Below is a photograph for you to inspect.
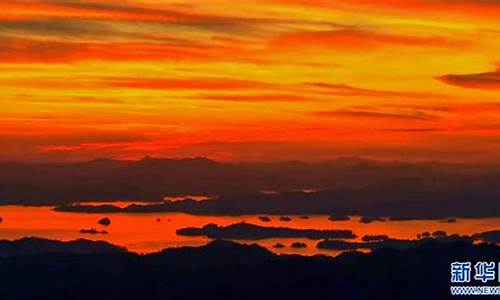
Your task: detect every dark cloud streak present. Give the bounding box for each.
[313,109,440,121]
[438,68,500,90]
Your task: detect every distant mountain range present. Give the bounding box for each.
[2,157,500,218]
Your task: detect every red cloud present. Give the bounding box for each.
[313,109,439,121]
[195,94,313,102]
[103,77,270,90]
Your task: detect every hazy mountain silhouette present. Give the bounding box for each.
[56,182,500,219]
[0,156,490,205]
[3,157,500,219]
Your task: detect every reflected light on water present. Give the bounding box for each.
[1,205,499,256]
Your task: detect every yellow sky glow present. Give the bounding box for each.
[1,0,500,162]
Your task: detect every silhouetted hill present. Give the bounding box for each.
[1,238,500,299]
[473,230,500,243]
[151,239,276,267]
[0,237,126,257]
[176,222,356,240]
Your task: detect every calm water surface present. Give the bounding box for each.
[1,205,500,256]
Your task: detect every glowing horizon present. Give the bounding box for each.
[1,0,500,162]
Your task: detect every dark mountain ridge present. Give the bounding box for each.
[1,237,499,299]
[4,156,500,218]
[0,156,492,205]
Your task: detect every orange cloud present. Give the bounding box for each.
[0,38,255,63]
[313,109,439,121]
[380,128,442,132]
[104,77,270,90]
[269,0,500,18]
[384,102,500,114]
[0,1,245,25]
[305,82,439,99]
[0,131,152,162]
[271,29,466,51]
[194,94,314,102]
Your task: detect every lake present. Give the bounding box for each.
[1,205,499,256]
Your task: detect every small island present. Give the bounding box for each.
[360,216,386,224]
[273,243,286,249]
[328,214,350,221]
[259,216,271,222]
[80,228,108,235]
[98,217,111,226]
[176,222,356,240]
[291,242,307,248]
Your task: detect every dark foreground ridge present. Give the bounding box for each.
[0,237,126,257]
[1,237,499,299]
[176,222,357,240]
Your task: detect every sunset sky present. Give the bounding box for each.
[1,0,500,162]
